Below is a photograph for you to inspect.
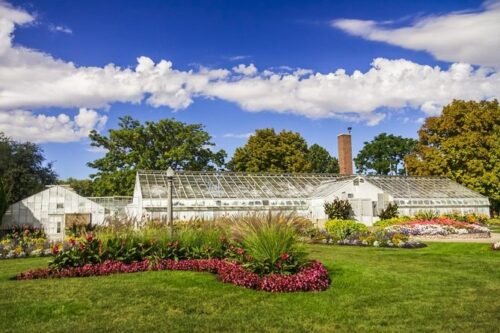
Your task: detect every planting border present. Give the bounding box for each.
[15,259,331,292]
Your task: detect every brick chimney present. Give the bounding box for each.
[338,132,353,175]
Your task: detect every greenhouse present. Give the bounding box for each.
[1,185,107,240]
[1,171,490,234]
[130,171,491,225]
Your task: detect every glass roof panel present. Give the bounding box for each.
[366,176,486,199]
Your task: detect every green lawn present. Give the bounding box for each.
[1,243,499,333]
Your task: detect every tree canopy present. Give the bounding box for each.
[0,133,57,205]
[354,133,417,175]
[58,178,95,197]
[308,144,339,173]
[0,181,8,222]
[87,116,226,196]
[405,99,500,212]
[227,128,338,173]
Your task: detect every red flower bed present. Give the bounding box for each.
[15,259,330,292]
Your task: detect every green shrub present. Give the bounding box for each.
[487,218,500,226]
[373,216,412,228]
[378,202,399,220]
[324,199,353,220]
[324,219,368,240]
[176,227,227,259]
[229,213,307,275]
[414,210,439,220]
[50,234,102,270]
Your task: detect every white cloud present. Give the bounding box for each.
[232,63,258,76]
[332,1,500,67]
[0,108,107,143]
[223,132,254,139]
[226,55,251,61]
[1,1,500,141]
[204,58,500,124]
[49,24,72,34]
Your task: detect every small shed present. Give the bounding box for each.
[1,185,106,241]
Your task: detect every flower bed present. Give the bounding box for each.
[318,221,427,249]
[15,259,331,292]
[385,217,490,236]
[0,226,53,259]
[336,238,426,249]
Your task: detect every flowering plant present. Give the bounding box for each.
[0,226,51,259]
[385,217,490,236]
[16,258,331,292]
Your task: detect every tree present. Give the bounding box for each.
[228,129,336,173]
[0,133,57,205]
[354,133,417,175]
[405,99,500,212]
[307,144,339,173]
[87,116,226,196]
[58,178,95,197]
[0,180,8,223]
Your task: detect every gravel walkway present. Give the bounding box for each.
[412,233,500,243]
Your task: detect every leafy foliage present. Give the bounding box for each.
[0,133,57,204]
[354,133,417,175]
[58,178,95,197]
[413,210,439,221]
[87,116,226,196]
[0,180,7,222]
[324,199,352,220]
[378,202,399,220]
[405,99,500,213]
[307,144,339,173]
[228,213,308,275]
[50,234,102,270]
[324,220,368,240]
[373,216,412,228]
[227,128,337,173]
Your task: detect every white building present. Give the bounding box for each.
[130,171,490,226]
[1,172,489,236]
[1,185,107,240]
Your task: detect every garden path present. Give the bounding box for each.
[412,233,500,243]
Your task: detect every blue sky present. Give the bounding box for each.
[1,0,499,179]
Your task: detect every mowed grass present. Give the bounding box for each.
[0,243,499,333]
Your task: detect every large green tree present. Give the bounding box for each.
[88,116,226,196]
[227,129,338,173]
[0,180,8,222]
[308,144,339,173]
[405,99,500,212]
[354,133,417,175]
[58,178,95,197]
[0,133,57,205]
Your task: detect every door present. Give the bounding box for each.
[47,214,64,241]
